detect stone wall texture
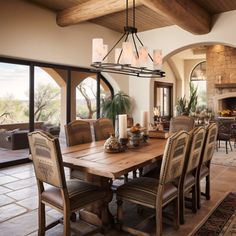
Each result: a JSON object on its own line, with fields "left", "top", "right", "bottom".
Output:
{"left": 206, "top": 45, "right": 236, "bottom": 111}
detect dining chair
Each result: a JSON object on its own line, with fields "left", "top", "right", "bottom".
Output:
{"left": 179, "top": 126, "right": 206, "bottom": 224}
{"left": 143, "top": 115, "right": 195, "bottom": 179}
{"left": 64, "top": 120, "right": 92, "bottom": 147}
{"left": 197, "top": 123, "right": 218, "bottom": 209}
{"left": 116, "top": 130, "right": 190, "bottom": 236}
{"left": 169, "top": 115, "right": 195, "bottom": 133}
{"left": 28, "top": 131, "right": 107, "bottom": 236}
{"left": 94, "top": 118, "right": 114, "bottom": 141}
{"left": 216, "top": 119, "right": 233, "bottom": 154}
{"left": 64, "top": 120, "right": 92, "bottom": 180}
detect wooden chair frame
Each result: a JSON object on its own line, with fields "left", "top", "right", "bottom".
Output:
{"left": 28, "top": 131, "right": 106, "bottom": 236}
{"left": 196, "top": 123, "right": 218, "bottom": 209}
{"left": 116, "top": 131, "right": 190, "bottom": 236}
{"left": 179, "top": 127, "right": 206, "bottom": 224}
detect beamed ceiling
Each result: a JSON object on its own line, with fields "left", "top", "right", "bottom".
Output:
{"left": 28, "top": 0, "right": 236, "bottom": 34}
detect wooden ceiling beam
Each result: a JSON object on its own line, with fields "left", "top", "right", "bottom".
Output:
{"left": 57, "top": 0, "right": 142, "bottom": 27}
{"left": 140, "top": 0, "right": 211, "bottom": 34}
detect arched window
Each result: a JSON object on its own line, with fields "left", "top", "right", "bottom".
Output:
{"left": 190, "top": 61, "right": 207, "bottom": 108}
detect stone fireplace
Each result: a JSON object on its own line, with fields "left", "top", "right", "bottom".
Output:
{"left": 212, "top": 92, "right": 236, "bottom": 115}
{"left": 206, "top": 45, "right": 236, "bottom": 114}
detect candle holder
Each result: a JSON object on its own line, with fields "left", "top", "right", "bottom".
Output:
{"left": 119, "top": 138, "right": 129, "bottom": 149}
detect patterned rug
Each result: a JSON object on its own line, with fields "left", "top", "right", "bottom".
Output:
{"left": 192, "top": 192, "right": 236, "bottom": 236}
{"left": 211, "top": 142, "right": 236, "bottom": 167}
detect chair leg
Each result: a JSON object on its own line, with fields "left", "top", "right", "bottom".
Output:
{"left": 117, "top": 199, "right": 123, "bottom": 231}
{"left": 197, "top": 177, "right": 201, "bottom": 209}
{"left": 229, "top": 141, "right": 233, "bottom": 151}
{"left": 133, "top": 170, "right": 137, "bottom": 178}
{"left": 70, "top": 212, "right": 76, "bottom": 222}
{"left": 155, "top": 207, "right": 162, "bottom": 236}
{"left": 139, "top": 168, "right": 143, "bottom": 177}
{"left": 63, "top": 208, "right": 71, "bottom": 236}
{"left": 205, "top": 175, "right": 210, "bottom": 200}
{"left": 179, "top": 189, "right": 185, "bottom": 225}
{"left": 226, "top": 141, "right": 228, "bottom": 154}
{"left": 192, "top": 185, "right": 197, "bottom": 213}
{"left": 38, "top": 202, "right": 46, "bottom": 236}
{"left": 173, "top": 198, "right": 179, "bottom": 230}
{"left": 124, "top": 174, "right": 129, "bottom": 183}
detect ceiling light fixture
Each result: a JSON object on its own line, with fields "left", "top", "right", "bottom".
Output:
{"left": 91, "top": 0, "right": 165, "bottom": 78}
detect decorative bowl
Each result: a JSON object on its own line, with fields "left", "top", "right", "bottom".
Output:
{"left": 104, "top": 134, "right": 124, "bottom": 153}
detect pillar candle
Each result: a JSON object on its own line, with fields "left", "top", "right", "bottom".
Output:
{"left": 118, "top": 114, "right": 127, "bottom": 139}
{"left": 141, "top": 111, "right": 149, "bottom": 129}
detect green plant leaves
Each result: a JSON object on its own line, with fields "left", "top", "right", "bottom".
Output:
{"left": 101, "top": 91, "right": 132, "bottom": 121}
{"left": 176, "top": 83, "right": 198, "bottom": 115}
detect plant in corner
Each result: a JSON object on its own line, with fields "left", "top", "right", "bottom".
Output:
{"left": 101, "top": 91, "right": 132, "bottom": 122}
{"left": 176, "top": 82, "right": 198, "bottom": 116}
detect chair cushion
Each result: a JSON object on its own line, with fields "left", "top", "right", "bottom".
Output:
{"left": 41, "top": 179, "right": 106, "bottom": 210}
{"left": 117, "top": 177, "right": 177, "bottom": 208}
{"left": 200, "top": 165, "right": 209, "bottom": 178}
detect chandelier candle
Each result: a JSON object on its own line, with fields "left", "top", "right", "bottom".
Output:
{"left": 91, "top": 0, "right": 165, "bottom": 78}
{"left": 119, "top": 114, "right": 128, "bottom": 139}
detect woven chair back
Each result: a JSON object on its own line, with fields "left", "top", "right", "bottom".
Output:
{"left": 65, "top": 120, "right": 92, "bottom": 146}
{"left": 201, "top": 123, "right": 218, "bottom": 164}
{"left": 159, "top": 131, "right": 190, "bottom": 185}
{"left": 187, "top": 127, "right": 206, "bottom": 173}
{"left": 28, "top": 131, "right": 66, "bottom": 188}
{"left": 94, "top": 118, "right": 114, "bottom": 141}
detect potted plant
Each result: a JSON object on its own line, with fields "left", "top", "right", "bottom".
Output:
{"left": 176, "top": 83, "right": 198, "bottom": 116}
{"left": 101, "top": 91, "right": 132, "bottom": 122}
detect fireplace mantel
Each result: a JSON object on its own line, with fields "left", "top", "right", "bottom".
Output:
{"left": 215, "top": 83, "right": 236, "bottom": 89}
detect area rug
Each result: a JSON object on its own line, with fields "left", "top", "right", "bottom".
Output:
{"left": 192, "top": 192, "right": 236, "bottom": 236}
{"left": 211, "top": 147, "right": 236, "bottom": 167}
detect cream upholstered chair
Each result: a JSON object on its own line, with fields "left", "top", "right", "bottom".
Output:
{"left": 64, "top": 120, "right": 92, "bottom": 147}
{"left": 197, "top": 123, "right": 217, "bottom": 209}
{"left": 64, "top": 120, "right": 92, "bottom": 180}
{"left": 28, "top": 131, "right": 107, "bottom": 236}
{"left": 169, "top": 115, "right": 195, "bottom": 133}
{"left": 94, "top": 118, "right": 114, "bottom": 141}
{"left": 179, "top": 126, "right": 206, "bottom": 224}
{"left": 116, "top": 131, "right": 190, "bottom": 236}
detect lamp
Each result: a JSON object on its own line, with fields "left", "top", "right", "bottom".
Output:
{"left": 91, "top": 0, "right": 165, "bottom": 78}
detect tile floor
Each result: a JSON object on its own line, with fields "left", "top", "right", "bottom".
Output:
{"left": 0, "top": 152, "right": 236, "bottom": 235}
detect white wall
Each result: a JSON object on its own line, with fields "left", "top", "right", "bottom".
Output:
{"left": 0, "top": 0, "right": 129, "bottom": 93}
{"left": 129, "top": 10, "right": 236, "bottom": 121}
{"left": 129, "top": 62, "right": 176, "bottom": 123}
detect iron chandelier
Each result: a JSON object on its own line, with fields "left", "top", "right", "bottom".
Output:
{"left": 91, "top": 0, "right": 165, "bottom": 78}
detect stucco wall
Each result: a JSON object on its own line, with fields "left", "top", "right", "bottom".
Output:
{"left": 0, "top": 0, "right": 129, "bottom": 94}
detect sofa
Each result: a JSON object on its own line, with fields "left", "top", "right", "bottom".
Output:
{"left": 0, "top": 122, "right": 60, "bottom": 150}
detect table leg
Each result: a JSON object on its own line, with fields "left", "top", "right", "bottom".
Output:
{"left": 79, "top": 174, "right": 114, "bottom": 228}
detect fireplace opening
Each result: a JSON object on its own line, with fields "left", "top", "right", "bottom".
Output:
{"left": 221, "top": 97, "right": 236, "bottom": 111}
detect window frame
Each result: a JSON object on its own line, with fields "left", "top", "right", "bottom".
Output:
{"left": 0, "top": 56, "right": 114, "bottom": 129}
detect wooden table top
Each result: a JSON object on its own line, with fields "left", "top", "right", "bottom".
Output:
{"left": 62, "top": 139, "right": 167, "bottom": 179}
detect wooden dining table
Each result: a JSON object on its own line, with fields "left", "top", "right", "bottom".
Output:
{"left": 61, "top": 138, "right": 167, "bottom": 227}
